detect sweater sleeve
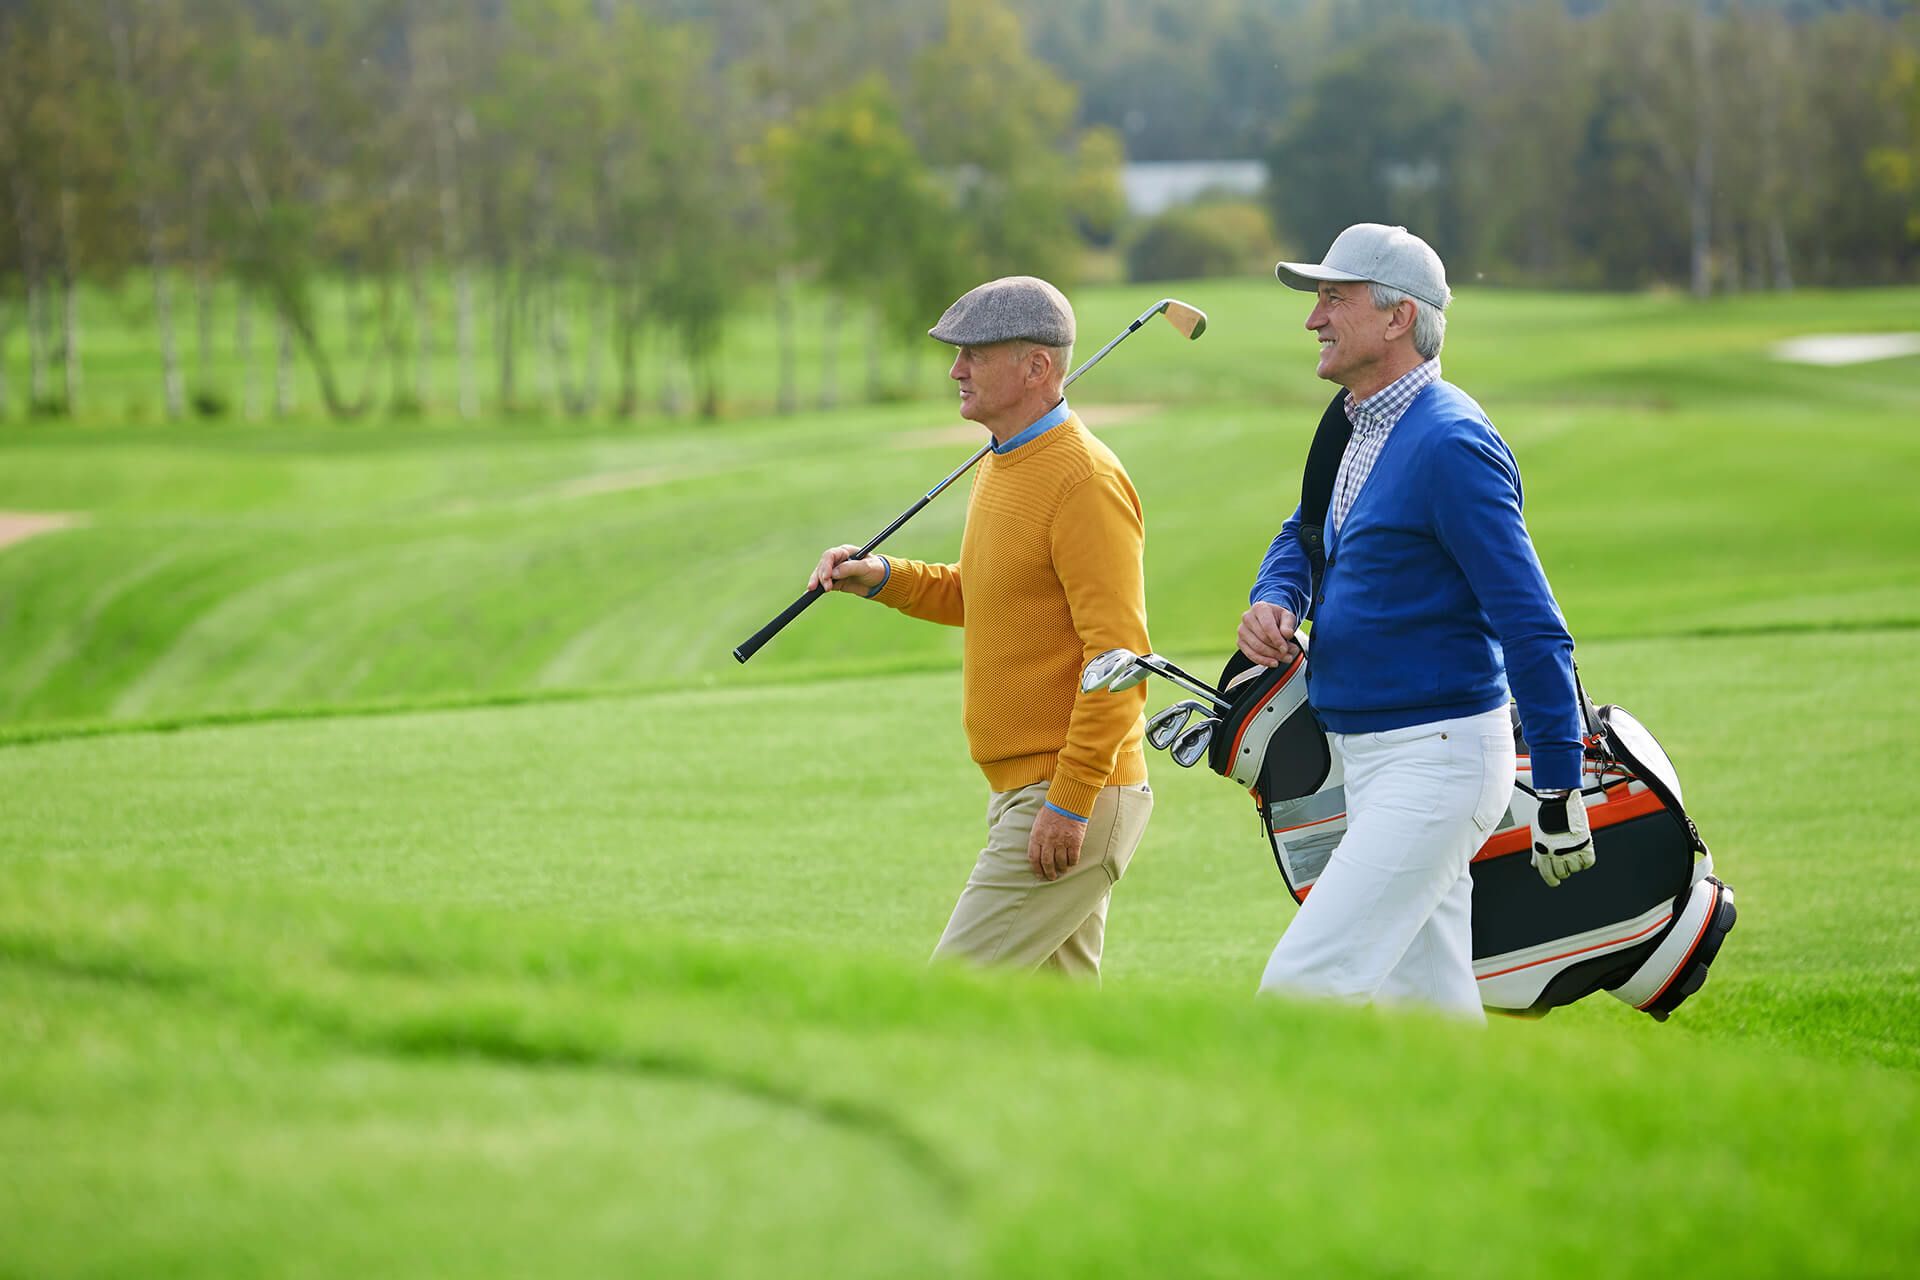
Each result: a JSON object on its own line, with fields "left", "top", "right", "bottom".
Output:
{"left": 1046, "top": 470, "right": 1150, "bottom": 819}
{"left": 870, "top": 554, "right": 964, "bottom": 627}
{"left": 1427, "top": 430, "right": 1584, "bottom": 790}
{"left": 1249, "top": 503, "right": 1314, "bottom": 620}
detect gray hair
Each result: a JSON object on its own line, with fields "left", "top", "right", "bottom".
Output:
{"left": 1369, "top": 282, "right": 1448, "bottom": 360}
{"left": 1033, "top": 342, "right": 1074, "bottom": 391}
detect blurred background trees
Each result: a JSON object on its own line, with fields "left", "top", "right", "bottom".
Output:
{"left": 0, "top": 0, "right": 1915, "bottom": 422}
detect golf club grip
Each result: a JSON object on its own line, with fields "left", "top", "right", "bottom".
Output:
{"left": 733, "top": 585, "right": 826, "bottom": 663}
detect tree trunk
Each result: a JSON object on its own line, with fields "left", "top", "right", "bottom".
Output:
{"left": 434, "top": 111, "right": 475, "bottom": 419}
{"left": 1687, "top": 12, "right": 1714, "bottom": 300}
{"left": 548, "top": 277, "right": 588, "bottom": 416}
{"left": 345, "top": 274, "right": 385, "bottom": 410}
{"left": 1688, "top": 135, "right": 1712, "bottom": 299}
{"left": 192, "top": 187, "right": 214, "bottom": 400}
{"left": 865, "top": 306, "right": 883, "bottom": 402}
{"left": 582, "top": 281, "right": 603, "bottom": 413}
{"left": 412, "top": 260, "right": 432, "bottom": 410}
{"left": 819, "top": 292, "right": 840, "bottom": 410}
{"left": 1769, "top": 215, "right": 1794, "bottom": 291}
{"left": 279, "top": 295, "right": 360, "bottom": 419}
{"left": 237, "top": 287, "right": 257, "bottom": 420}
{"left": 59, "top": 186, "right": 80, "bottom": 413}
{"left": 380, "top": 276, "right": 403, "bottom": 410}
{"left": 275, "top": 314, "right": 294, "bottom": 417}
{"left": 454, "top": 266, "right": 475, "bottom": 418}
{"left": 12, "top": 176, "right": 48, "bottom": 410}
{"left": 27, "top": 274, "right": 48, "bottom": 410}
{"left": 494, "top": 261, "right": 516, "bottom": 410}
{"left": 107, "top": 10, "right": 180, "bottom": 418}
{"left": 149, "top": 255, "right": 184, "bottom": 419}
{"left": 615, "top": 287, "right": 639, "bottom": 417}
{"left": 660, "top": 349, "right": 684, "bottom": 415}
{"left": 774, "top": 269, "right": 797, "bottom": 414}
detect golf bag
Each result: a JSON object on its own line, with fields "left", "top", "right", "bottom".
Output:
{"left": 1200, "top": 387, "right": 1736, "bottom": 1016}
{"left": 1209, "top": 643, "right": 1736, "bottom": 1018}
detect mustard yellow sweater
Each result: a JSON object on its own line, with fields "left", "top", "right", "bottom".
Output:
{"left": 873, "top": 413, "right": 1148, "bottom": 818}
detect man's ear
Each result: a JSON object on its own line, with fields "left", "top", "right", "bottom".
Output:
{"left": 1387, "top": 300, "right": 1418, "bottom": 341}
{"left": 1025, "top": 344, "right": 1051, "bottom": 385}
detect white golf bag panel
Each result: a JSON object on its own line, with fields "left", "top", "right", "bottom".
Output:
{"left": 1208, "top": 650, "right": 1736, "bottom": 1019}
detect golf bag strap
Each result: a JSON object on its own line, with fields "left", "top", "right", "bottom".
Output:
{"left": 1298, "top": 389, "right": 1351, "bottom": 608}
{"left": 1573, "top": 662, "right": 1602, "bottom": 744}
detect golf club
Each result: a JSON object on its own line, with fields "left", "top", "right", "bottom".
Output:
{"left": 1108, "top": 652, "right": 1226, "bottom": 700}
{"left": 1146, "top": 699, "right": 1210, "bottom": 752}
{"left": 732, "top": 297, "right": 1208, "bottom": 663}
{"left": 1171, "top": 717, "right": 1220, "bottom": 768}
{"left": 1083, "top": 648, "right": 1231, "bottom": 710}
{"left": 1080, "top": 647, "right": 1140, "bottom": 694}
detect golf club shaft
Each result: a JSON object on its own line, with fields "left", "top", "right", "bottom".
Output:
{"left": 731, "top": 444, "right": 989, "bottom": 663}
{"left": 732, "top": 300, "right": 1179, "bottom": 664}
{"left": 1138, "top": 658, "right": 1232, "bottom": 711}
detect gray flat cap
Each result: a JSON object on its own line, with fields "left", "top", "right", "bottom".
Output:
{"left": 1276, "top": 223, "right": 1452, "bottom": 310}
{"left": 928, "top": 275, "right": 1076, "bottom": 347}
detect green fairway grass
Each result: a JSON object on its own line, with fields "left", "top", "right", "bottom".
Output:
{"left": 4, "top": 282, "right": 1919, "bottom": 1274}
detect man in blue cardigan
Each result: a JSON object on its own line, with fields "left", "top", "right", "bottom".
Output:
{"left": 1239, "top": 223, "right": 1593, "bottom": 1018}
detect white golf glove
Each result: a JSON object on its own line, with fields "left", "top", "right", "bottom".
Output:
{"left": 1530, "top": 790, "right": 1595, "bottom": 887}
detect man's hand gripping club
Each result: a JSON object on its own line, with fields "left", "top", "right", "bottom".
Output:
{"left": 809, "top": 545, "right": 887, "bottom": 595}
{"left": 1531, "top": 790, "right": 1595, "bottom": 887}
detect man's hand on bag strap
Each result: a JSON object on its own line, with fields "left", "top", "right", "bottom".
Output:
{"left": 1531, "top": 789, "right": 1595, "bottom": 888}
{"left": 1238, "top": 602, "right": 1300, "bottom": 668}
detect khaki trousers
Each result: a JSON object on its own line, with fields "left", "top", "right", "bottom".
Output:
{"left": 931, "top": 780, "right": 1153, "bottom": 979}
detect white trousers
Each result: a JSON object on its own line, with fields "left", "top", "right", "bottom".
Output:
{"left": 1257, "top": 708, "right": 1515, "bottom": 1020}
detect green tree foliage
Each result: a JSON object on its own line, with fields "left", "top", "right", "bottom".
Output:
{"left": 1868, "top": 15, "right": 1920, "bottom": 245}
{"left": 1266, "top": 20, "right": 1478, "bottom": 269}
{"left": 1125, "top": 202, "right": 1275, "bottom": 282}
{"left": 1, "top": 0, "right": 1916, "bottom": 426}
{"left": 766, "top": 77, "right": 965, "bottom": 346}
{"left": 912, "top": 0, "right": 1100, "bottom": 286}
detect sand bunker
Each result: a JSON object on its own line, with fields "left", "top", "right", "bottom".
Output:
{"left": 1772, "top": 334, "right": 1920, "bottom": 366}
{"left": 0, "top": 512, "right": 82, "bottom": 551}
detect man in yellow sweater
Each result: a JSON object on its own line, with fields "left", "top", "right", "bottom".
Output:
{"left": 808, "top": 276, "right": 1154, "bottom": 978}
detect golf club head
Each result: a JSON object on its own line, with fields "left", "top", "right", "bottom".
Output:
{"left": 1171, "top": 717, "right": 1219, "bottom": 769}
{"left": 1081, "top": 648, "right": 1140, "bottom": 694}
{"left": 1146, "top": 699, "right": 1208, "bottom": 752}
{"left": 1160, "top": 299, "right": 1208, "bottom": 341}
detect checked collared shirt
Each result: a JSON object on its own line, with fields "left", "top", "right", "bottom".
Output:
{"left": 1331, "top": 358, "right": 1441, "bottom": 534}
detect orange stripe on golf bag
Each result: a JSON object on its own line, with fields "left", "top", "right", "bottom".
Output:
{"left": 1472, "top": 785, "right": 1666, "bottom": 862}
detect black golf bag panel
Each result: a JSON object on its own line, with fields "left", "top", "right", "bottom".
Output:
{"left": 1206, "top": 648, "right": 1736, "bottom": 1019}
{"left": 1209, "top": 647, "right": 1330, "bottom": 803}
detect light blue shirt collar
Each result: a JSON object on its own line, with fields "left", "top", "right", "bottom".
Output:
{"left": 991, "top": 399, "right": 1071, "bottom": 454}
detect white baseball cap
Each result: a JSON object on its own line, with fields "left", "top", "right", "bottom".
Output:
{"left": 1276, "top": 223, "right": 1451, "bottom": 310}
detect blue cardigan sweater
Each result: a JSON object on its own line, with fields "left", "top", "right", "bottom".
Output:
{"left": 1250, "top": 380, "right": 1584, "bottom": 790}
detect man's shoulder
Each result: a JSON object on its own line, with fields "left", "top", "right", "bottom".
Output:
{"left": 1414, "top": 379, "right": 1493, "bottom": 429}
{"left": 1065, "top": 414, "right": 1133, "bottom": 477}
{"left": 1402, "top": 381, "right": 1507, "bottom": 454}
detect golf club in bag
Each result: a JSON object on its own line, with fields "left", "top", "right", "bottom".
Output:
{"left": 1177, "top": 646, "right": 1736, "bottom": 1018}
{"left": 732, "top": 298, "right": 1208, "bottom": 664}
